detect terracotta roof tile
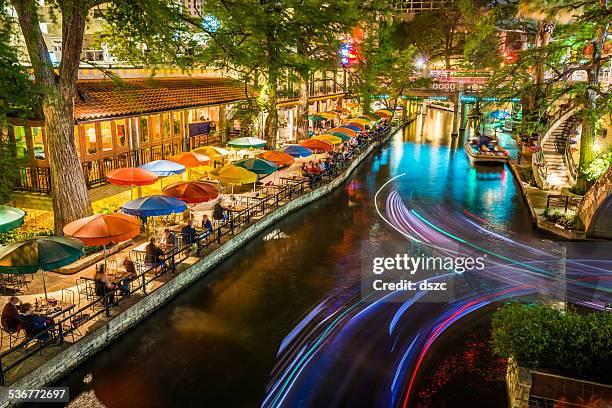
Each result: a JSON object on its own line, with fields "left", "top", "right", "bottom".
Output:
{"left": 74, "top": 77, "right": 254, "bottom": 122}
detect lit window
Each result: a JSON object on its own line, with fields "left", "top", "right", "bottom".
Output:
{"left": 172, "top": 112, "right": 182, "bottom": 136}
{"left": 84, "top": 123, "right": 97, "bottom": 154}
{"left": 12, "top": 126, "right": 27, "bottom": 159}
{"left": 139, "top": 117, "right": 149, "bottom": 143}
{"left": 100, "top": 121, "right": 113, "bottom": 151}
{"left": 31, "top": 126, "right": 46, "bottom": 160}
{"left": 115, "top": 119, "right": 128, "bottom": 148}
{"left": 161, "top": 113, "right": 171, "bottom": 139}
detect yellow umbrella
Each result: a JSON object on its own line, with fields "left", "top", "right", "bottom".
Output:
{"left": 194, "top": 146, "right": 230, "bottom": 161}
{"left": 375, "top": 109, "right": 393, "bottom": 118}
{"left": 318, "top": 112, "right": 336, "bottom": 119}
{"left": 312, "top": 134, "right": 343, "bottom": 145}
{"left": 350, "top": 118, "right": 372, "bottom": 125}
{"left": 215, "top": 165, "right": 257, "bottom": 185}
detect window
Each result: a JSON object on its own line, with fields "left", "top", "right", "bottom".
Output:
{"left": 161, "top": 113, "right": 171, "bottom": 139}
{"left": 150, "top": 115, "right": 161, "bottom": 141}
{"left": 139, "top": 117, "right": 149, "bottom": 143}
{"left": 100, "top": 121, "right": 113, "bottom": 152}
{"left": 31, "top": 126, "right": 45, "bottom": 160}
{"left": 12, "top": 126, "right": 27, "bottom": 159}
{"left": 172, "top": 112, "right": 182, "bottom": 137}
{"left": 84, "top": 123, "right": 97, "bottom": 155}
{"left": 115, "top": 119, "right": 128, "bottom": 149}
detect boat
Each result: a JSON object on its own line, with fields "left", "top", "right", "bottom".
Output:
{"left": 464, "top": 141, "right": 509, "bottom": 164}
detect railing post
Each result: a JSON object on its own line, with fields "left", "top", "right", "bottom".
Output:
{"left": 57, "top": 322, "right": 64, "bottom": 345}
{"left": 142, "top": 273, "right": 147, "bottom": 294}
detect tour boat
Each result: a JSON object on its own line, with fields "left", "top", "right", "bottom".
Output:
{"left": 464, "top": 141, "right": 509, "bottom": 164}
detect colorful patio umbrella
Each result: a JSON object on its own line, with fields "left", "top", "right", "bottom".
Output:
{"left": 106, "top": 167, "right": 158, "bottom": 186}
{"left": 122, "top": 195, "right": 187, "bottom": 217}
{"left": 330, "top": 127, "right": 357, "bottom": 137}
{"left": 283, "top": 145, "right": 313, "bottom": 158}
{"left": 235, "top": 158, "right": 278, "bottom": 175}
{"left": 227, "top": 137, "right": 267, "bottom": 148}
{"left": 490, "top": 110, "right": 511, "bottom": 120}
{"left": 299, "top": 139, "right": 334, "bottom": 152}
{"left": 139, "top": 160, "right": 186, "bottom": 177}
{"left": 343, "top": 122, "right": 365, "bottom": 130}
{"left": 215, "top": 165, "right": 258, "bottom": 185}
{"left": 256, "top": 151, "right": 295, "bottom": 167}
{"left": 318, "top": 112, "right": 336, "bottom": 119}
{"left": 308, "top": 114, "right": 327, "bottom": 122}
{"left": 162, "top": 181, "right": 219, "bottom": 204}
{"left": 324, "top": 132, "right": 351, "bottom": 141}
{"left": 63, "top": 213, "right": 141, "bottom": 246}
{"left": 374, "top": 109, "right": 393, "bottom": 118}
{"left": 0, "top": 205, "right": 25, "bottom": 233}
{"left": 169, "top": 152, "right": 211, "bottom": 168}
{"left": 348, "top": 118, "right": 371, "bottom": 126}
{"left": 193, "top": 146, "right": 230, "bottom": 160}
{"left": 0, "top": 236, "right": 84, "bottom": 300}
{"left": 312, "top": 134, "right": 343, "bottom": 145}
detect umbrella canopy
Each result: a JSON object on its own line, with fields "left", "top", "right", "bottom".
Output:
{"left": 308, "top": 114, "right": 327, "bottom": 122}
{"left": 349, "top": 118, "right": 371, "bottom": 126}
{"left": 0, "top": 236, "right": 84, "bottom": 273}
{"left": 299, "top": 139, "right": 334, "bottom": 152}
{"left": 139, "top": 160, "right": 186, "bottom": 177}
{"left": 343, "top": 122, "right": 366, "bottom": 130}
{"left": 215, "top": 165, "right": 257, "bottom": 185}
{"left": 374, "top": 109, "right": 393, "bottom": 118}
{"left": 63, "top": 213, "right": 141, "bottom": 246}
{"left": 312, "top": 134, "right": 343, "bottom": 145}
{"left": 227, "top": 137, "right": 267, "bottom": 148}
{"left": 235, "top": 158, "right": 278, "bottom": 175}
{"left": 106, "top": 167, "right": 158, "bottom": 186}
{"left": 490, "top": 110, "right": 511, "bottom": 119}
{"left": 169, "top": 152, "right": 211, "bottom": 168}
{"left": 318, "top": 112, "right": 336, "bottom": 119}
{"left": 193, "top": 146, "right": 230, "bottom": 160}
{"left": 162, "top": 181, "right": 219, "bottom": 204}
{"left": 330, "top": 127, "right": 357, "bottom": 137}
{"left": 0, "top": 205, "right": 25, "bottom": 233}
{"left": 256, "top": 151, "right": 295, "bottom": 167}
{"left": 283, "top": 145, "right": 313, "bottom": 158}
{"left": 122, "top": 195, "right": 187, "bottom": 217}
{"left": 324, "top": 132, "right": 351, "bottom": 141}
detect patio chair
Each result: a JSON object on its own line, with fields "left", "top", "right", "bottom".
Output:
{"left": 62, "top": 313, "right": 90, "bottom": 342}
{"left": 0, "top": 326, "right": 23, "bottom": 349}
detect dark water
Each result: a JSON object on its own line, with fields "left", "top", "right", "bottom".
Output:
{"left": 52, "top": 109, "right": 538, "bottom": 407}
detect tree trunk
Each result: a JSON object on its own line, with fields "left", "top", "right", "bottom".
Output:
{"left": 362, "top": 93, "right": 372, "bottom": 114}
{"left": 12, "top": 0, "right": 92, "bottom": 234}
{"left": 295, "top": 78, "right": 309, "bottom": 141}
{"left": 264, "top": 74, "right": 279, "bottom": 148}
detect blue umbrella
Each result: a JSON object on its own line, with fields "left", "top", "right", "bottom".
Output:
{"left": 139, "top": 160, "right": 186, "bottom": 176}
{"left": 339, "top": 124, "right": 362, "bottom": 132}
{"left": 283, "top": 145, "right": 312, "bottom": 158}
{"left": 122, "top": 195, "right": 187, "bottom": 217}
{"left": 489, "top": 110, "right": 510, "bottom": 120}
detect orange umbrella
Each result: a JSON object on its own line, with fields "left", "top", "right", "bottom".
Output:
{"left": 162, "top": 181, "right": 219, "bottom": 204}
{"left": 256, "top": 151, "right": 295, "bottom": 167}
{"left": 169, "top": 152, "right": 210, "bottom": 168}
{"left": 329, "top": 127, "right": 357, "bottom": 137}
{"left": 63, "top": 213, "right": 141, "bottom": 246}
{"left": 106, "top": 167, "right": 158, "bottom": 186}
{"left": 299, "top": 139, "right": 334, "bottom": 152}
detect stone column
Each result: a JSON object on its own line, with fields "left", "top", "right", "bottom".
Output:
{"left": 218, "top": 104, "right": 227, "bottom": 145}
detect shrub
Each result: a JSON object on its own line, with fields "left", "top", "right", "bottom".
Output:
{"left": 491, "top": 302, "right": 612, "bottom": 383}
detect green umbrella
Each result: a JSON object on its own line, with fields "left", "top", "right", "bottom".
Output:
{"left": 227, "top": 137, "right": 267, "bottom": 148}
{"left": 0, "top": 236, "right": 84, "bottom": 300}
{"left": 0, "top": 205, "right": 26, "bottom": 233}
{"left": 235, "top": 158, "right": 278, "bottom": 175}
{"left": 326, "top": 131, "right": 351, "bottom": 141}
{"left": 308, "top": 115, "right": 327, "bottom": 122}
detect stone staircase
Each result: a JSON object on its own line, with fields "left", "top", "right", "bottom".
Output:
{"left": 540, "top": 113, "right": 579, "bottom": 189}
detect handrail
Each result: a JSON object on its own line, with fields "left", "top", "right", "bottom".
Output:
{"left": 565, "top": 137, "right": 578, "bottom": 183}
{"left": 0, "top": 119, "right": 407, "bottom": 384}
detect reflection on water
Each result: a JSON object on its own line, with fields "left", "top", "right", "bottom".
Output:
{"left": 55, "top": 109, "right": 535, "bottom": 408}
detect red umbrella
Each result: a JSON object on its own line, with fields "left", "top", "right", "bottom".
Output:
{"left": 106, "top": 167, "right": 158, "bottom": 186}
{"left": 162, "top": 181, "right": 219, "bottom": 204}
{"left": 256, "top": 151, "right": 295, "bottom": 167}
{"left": 63, "top": 213, "right": 141, "bottom": 246}
{"left": 299, "top": 139, "right": 334, "bottom": 152}
{"left": 169, "top": 152, "right": 210, "bottom": 168}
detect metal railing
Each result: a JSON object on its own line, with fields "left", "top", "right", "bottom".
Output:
{"left": 545, "top": 194, "right": 581, "bottom": 213}
{"left": 0, "top": 121, "right": 403, "bottom": 384}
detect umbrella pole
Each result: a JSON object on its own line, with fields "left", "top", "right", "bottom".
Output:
{"left": 41, "top": 270, "right": 48, "bottom": 302}
{"left": 103, "top": 244, "right": 107, "bottom": 271}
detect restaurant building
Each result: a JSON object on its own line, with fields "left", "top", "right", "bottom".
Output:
{"left": 8, "top": 69, "right": 348, "bottom": 210}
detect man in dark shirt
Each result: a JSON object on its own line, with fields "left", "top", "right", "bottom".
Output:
{"left": 145, "top": 237, "right": 164, "bottom": 266}
{"left": 181, "top": 220, "right": 198, "bottom": 244}
{"left": 1, "top": 297, "right": 21, "bottom": 332}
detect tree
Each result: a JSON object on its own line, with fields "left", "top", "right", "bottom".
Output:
{"left": 6, "top": 0, "right": 194, "bottom": 233}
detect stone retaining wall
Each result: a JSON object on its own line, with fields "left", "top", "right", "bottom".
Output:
{"left": 0, "top": 124, "right": 406, "bottom": 407}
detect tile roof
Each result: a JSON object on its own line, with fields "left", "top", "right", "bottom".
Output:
{"left": 74, "top": 76, "right": 254, "bottom": 122}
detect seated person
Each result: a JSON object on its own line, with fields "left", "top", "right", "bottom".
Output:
{"left": 212, "top": 202, "right": 226, "bottom": 222}
{"left": 94, "top": 264, "right": 117, "bottom": 307}
{"left": 201, "top": 215, "right": 213, "bottom": 235}
{"left": 161, "top": 228, "right": 177, "bottom": 249}
{"left": 20, "top": 303, "right": 52, "bottom": 341}
{"left": 1, "top": 296, "right": 22, "bottom": 333}
{"left": 119, "top": 257, "right": 137, "bottom": 295}
{"left": 145, "top": 237, "right": 165, "bottom": 266}
{"left": 181, "top": 220, "right": 198, "bottom": 244}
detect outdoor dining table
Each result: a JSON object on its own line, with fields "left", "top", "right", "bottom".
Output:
{"left": 83, "top": 270, "right": 133, "bottom": 285}
{"left": 33, "top": 300, "right": 75, "bottom": 320}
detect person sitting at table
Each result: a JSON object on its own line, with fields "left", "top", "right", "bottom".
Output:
{"left": 212, "top": 202, "right": 226, "bottom": 223}
{"left": 161, "top": 228, "right": 177, "bottom": 249}
{"left": 119, "top": 257, "right": 137, "bottom": 296}
{"left": 201, "top": 215, "right": 213, "bottom": 235}
{"left": 20, "top": 303, "right": 52, "bottom": 341}
{"left": 1, "top": 296, "right": 22, "bottom": 334}
{"left": 145, "top": 237, "right": 164, "bottom": 266}
{"left": 94, "top": 264, "right": 117, "bottom": 308}
{"left": 181, "top": 220, "right": 198, "bottom": 244}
